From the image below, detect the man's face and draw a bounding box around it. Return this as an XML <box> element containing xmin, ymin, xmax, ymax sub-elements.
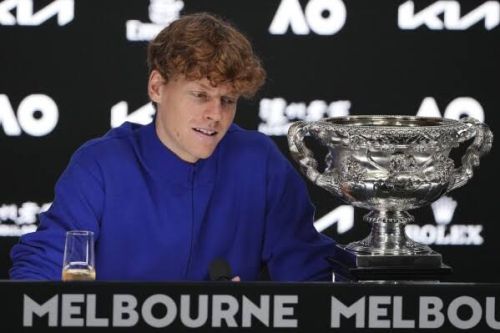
<box><xmin>148</xmin><ymin>70</ymin><xmax>239</xmax><ymax>163</ymax></box>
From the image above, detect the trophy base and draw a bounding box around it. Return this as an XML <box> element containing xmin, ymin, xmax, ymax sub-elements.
<box><xmin>329</xmin><ymin>244</ymin><xmax>452</xmax><ymax>282</ymax></box>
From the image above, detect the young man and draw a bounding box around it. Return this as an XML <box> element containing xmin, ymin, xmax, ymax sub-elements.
<box><xmin>10</xmin><ymin>13</ymin><xmax>335</xmax><ymax>281</ymax></box>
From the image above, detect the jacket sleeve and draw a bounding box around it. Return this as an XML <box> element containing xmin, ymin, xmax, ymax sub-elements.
<box><xmin>262</xmin><ymin>141</ymin><xmax>336</xmax><ymax>281</ymax></box>
<box><xmin>9</xmin><ymin>151</ymin><xmax>103</xmax><ymax>280</ymax></box>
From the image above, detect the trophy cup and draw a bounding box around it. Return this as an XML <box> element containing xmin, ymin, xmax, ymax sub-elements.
<box><xmin>288</xmin><ymin>115</ymin><xmax>493</xmax><ymax>281</ymax></box>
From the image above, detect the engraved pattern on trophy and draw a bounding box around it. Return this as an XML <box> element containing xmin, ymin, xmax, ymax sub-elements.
<box><xmin>288</xmin><ymin>115</ymin><xmax>493</xmax><ymax>280</ymax></box>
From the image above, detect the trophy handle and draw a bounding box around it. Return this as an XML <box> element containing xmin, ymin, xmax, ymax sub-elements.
<box><xmin>447</xmin><ymin>117</ymin><xmax>493</xmax><ymax>193</ymax></box>
<box><xmin>288</xmin><ymin>121</ymin><xmax>342</xmax><ymax>195</ymax></box>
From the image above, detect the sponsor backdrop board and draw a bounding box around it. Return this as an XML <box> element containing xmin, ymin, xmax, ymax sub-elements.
<box><xmin>0</xmin><ymin>0</ymin><xmax>498</xmax><ymax>281</ymax></box>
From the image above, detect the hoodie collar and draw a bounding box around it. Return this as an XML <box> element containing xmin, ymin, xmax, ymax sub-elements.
<box><xmin>137</xmin><ymin>121</ymin><xmax>218</xmax><ymax>187</ymax></box>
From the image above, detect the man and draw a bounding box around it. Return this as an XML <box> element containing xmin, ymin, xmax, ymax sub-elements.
<box><xmin>10</xmin><ymin>13</ymin><xmax>335</xmax><ymax>281</ymax></box>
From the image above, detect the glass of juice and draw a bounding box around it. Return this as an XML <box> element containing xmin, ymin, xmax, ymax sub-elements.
<box><xmin>62</xmin><ymin>230</ymin><xmax>96</xmax><ymax>281</ymax></box>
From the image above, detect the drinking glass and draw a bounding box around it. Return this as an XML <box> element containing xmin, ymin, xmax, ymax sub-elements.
<box><xmin>61</xmin><ymin>230</ymin><xmax>96</xmax><ymax>281</ymax></box>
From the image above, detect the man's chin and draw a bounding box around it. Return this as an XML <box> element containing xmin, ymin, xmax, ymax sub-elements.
<box><xmin>194</xmin><ymin>149</ymin><xmax>217</xmax><ymax>161</ymax></box>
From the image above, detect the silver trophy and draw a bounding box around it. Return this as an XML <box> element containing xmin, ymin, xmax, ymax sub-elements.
<box><xmin>288</xmin><ymin>115</ymin><xmax>493</xmax><ymax>280</ymax></box>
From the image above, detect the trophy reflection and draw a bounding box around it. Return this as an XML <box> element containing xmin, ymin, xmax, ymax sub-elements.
<box><xmin>288</xmin><ymin>115</ymin><xmax>493</xmax><ymax>281</ymax></box>
<box><xmin>62</xmin><ymin>230</ymin><xmax>96</xmax><ymax>281</ymax></box>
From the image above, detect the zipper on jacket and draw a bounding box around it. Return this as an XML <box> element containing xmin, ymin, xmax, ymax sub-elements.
<box><xmin>184</xmin><ymin>164</ymin><xmax>196</xmax><ymax>279</ymax></box>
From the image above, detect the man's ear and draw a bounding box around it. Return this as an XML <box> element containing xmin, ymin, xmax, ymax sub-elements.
<box><xmin>148</xmin><ymin>70</ymin><xmax>164</xmax><ymax>103</ymax></box>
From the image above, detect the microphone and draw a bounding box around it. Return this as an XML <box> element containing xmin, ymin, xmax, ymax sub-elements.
<box><xmin>209</xmin><ymin>258</ymin><xmax>232</xmax><ymax>281</ymax></box>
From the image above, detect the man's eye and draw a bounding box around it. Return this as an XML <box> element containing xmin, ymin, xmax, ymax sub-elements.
<box><xmin>192</xmin><ymin>92</ymin><xmax>208</xmax><ymax>99</ymax></box>
<box><xmin>222</xmin><ymin>97</ymin><xmax>236</xmax><ymax>106</ymax></box>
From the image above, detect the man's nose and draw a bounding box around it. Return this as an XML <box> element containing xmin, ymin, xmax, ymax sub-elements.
<box><xmin>204</xmin><ymin>100</ymin><xmax>223</xmax><ymax>121</ymax></box>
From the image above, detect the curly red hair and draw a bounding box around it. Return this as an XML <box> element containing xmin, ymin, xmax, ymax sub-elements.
<box><xmin>147</xmin><ymin>13</ymin><xmax>266</xmax><ymax>98</ymax></box>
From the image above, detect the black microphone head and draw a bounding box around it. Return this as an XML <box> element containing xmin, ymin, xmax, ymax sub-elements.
<box><xmin>209</xmin><ymin>258</ymin><xmax>232</xmax><ymax>281</ymax></box>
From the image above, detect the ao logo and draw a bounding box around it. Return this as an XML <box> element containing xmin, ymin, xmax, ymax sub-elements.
<box><xmin>416</xmin><ymin>97</ymin><xmax>485</xmax><ymax>122</ymax></box>
<box><xmin>269</xmin><ymin>0</ymin><xmax>346</xmax><ymax>35</ymax></box>
<box><xmin>399</xmin><ymin>1</ymin><xmax>500</xmax><ymax>30</ymax></box>
<box><xmin>0</xmin><ymin>94</ymin><xmax>59</xmax><ymax>137</ymax></box>
<box><xmin>0</xmin><ymin>0</ymin><xmax>74</xmax><ymax>26</ymax></box>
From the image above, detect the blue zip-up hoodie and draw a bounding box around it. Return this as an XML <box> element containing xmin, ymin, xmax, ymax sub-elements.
<box><xmin>10</xmin><ymin>121</ymin><xmax>335</xmax><ymax>281</ymax></box>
